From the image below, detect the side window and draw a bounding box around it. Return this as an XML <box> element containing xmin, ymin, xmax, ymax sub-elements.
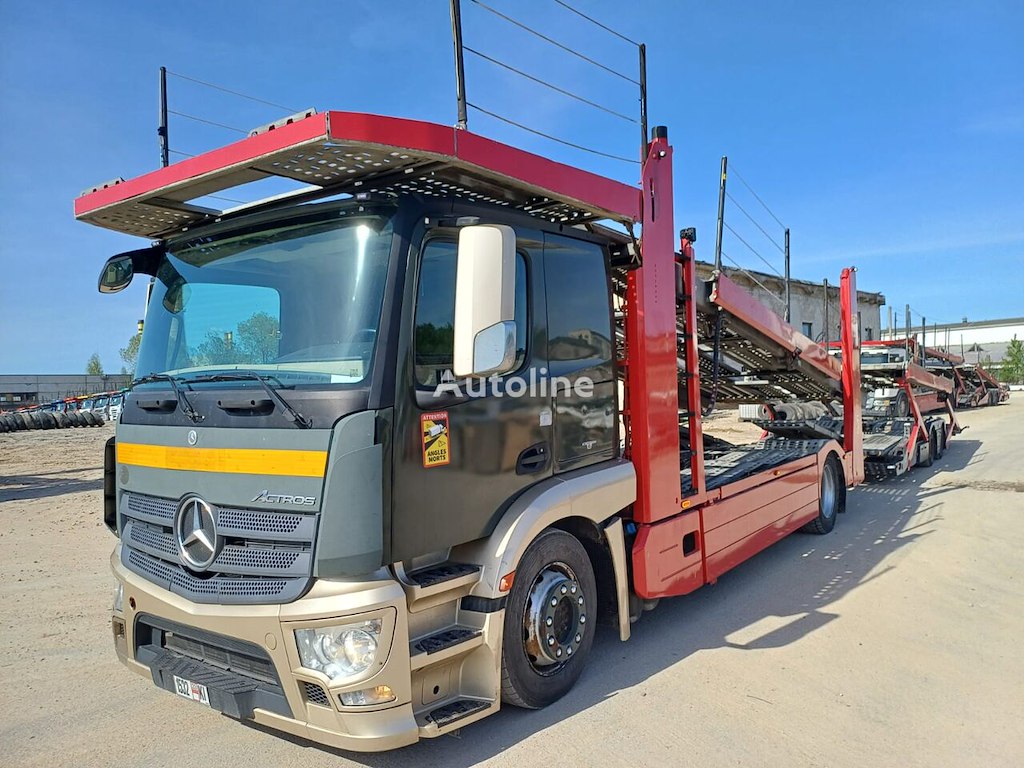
<box><xmin>543</xmin><ymin>235</ymin><xmax>613</xmax><ymax>371</ymax></box>
<box><xmin>414</xmin><ymin>238</ymin><xmax>528</xmax><ymax>388</ymax></box>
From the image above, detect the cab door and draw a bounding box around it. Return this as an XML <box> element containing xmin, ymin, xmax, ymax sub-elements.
<box><xmin>390</xmin><ymin>228</ymin><xmax>551</xmax><ymax>562</ymax></box>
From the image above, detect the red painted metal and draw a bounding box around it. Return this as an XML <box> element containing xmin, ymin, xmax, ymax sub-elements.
<box><xmin>453</xmin><ymin>129</ymin><xmax>639</xmax><ymax>222</ymax></box>
<box><xmin>678</xmin><ymin>238</ymin><xmax>707</xmax><ymax>507</ymax></box>
<box><xmin>903</xmin><ymin>362</ymin><xmax>954</xmax><ymax>394</ymax></box>
<box><xmin>74</xmin><ymin>113</ymin><xmax>332</xmax><ymax>216</ymax></box>
<box><xmin>625</xmin><ymin>134</ymin><xmax>681</xmax><ymax>527</ymax></box>
<box><xmin>703</xmin><ymin>458</ymin><xmax>822</xmax><ymax>582</ymax></box>
<box><xmin>839</xmin><ymin>267</ymin><xmax>864</xmax><ymax>484</ymax></box>
<box><xmin>631</xmin><ymin>512</ymin><xmax>705</xmax><ymax>597</ymax></box>
<box><xmin>75</xmin><ymin>110</ymin><xmax>640</xmax><ymax>225</ymax></box>
<box><xmin>710</xmin><ymin>274</ymin><xmax>843</xmax><ymax>383</ymax></box>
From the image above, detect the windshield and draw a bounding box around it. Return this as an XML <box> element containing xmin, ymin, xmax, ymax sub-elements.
<box><xmin>135</xmin><ymin>206</ymin><xmax>395</xmax><ymax>386</ymax></box>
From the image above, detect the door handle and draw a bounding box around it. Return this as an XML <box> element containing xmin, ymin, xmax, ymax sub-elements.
<box><xmin>516</xmin><ymin>443</ymin><xmax>549</xmax><ymax>475</ymax></box>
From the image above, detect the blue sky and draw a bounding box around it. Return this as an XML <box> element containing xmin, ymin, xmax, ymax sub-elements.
<box><xmin>1</xmin><ymin>0</ymin><xmax>1021</xmax><ymax>373</ymax></box>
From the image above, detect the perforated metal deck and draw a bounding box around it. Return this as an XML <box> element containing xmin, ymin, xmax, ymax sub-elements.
<box><xmin>680</xmin><ymin>441</ymin><xmax>824</xmax><ymax>495</ymax></box>
<box><xmin>75</xmin><ymin>111</ymin><xmax>640</xmax><ymax>238</ymax></box>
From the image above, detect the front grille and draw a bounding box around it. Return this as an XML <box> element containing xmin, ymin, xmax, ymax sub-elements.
<box><xmin>302</xmin><ymin>681</ymin><xmax>331</xmax><ymax>707</ymax></box>
<box><xmin>120</xmin><ymin>491</ymin><xmax>317</xmax><ymax>605</ymax></box>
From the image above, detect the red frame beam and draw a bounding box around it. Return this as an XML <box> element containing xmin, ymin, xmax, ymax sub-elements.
<box><xmin>75</xmin><ymin>111</ymin><xmax>640</xmax><ymax>224</ymax></box>
<box><xmin>625</xmin><ymin>131</ymin><xmax>681</xmax><ymax>526</ymax></box>
<box><xmin>839</xmin><ymin>267</ymin><xmax>864</xmax><ymax>484</ymax></box>
<box><xmin>710</xmin><ymin>274</ymin><xmax>843</xmax><ymax>383</ymax></box>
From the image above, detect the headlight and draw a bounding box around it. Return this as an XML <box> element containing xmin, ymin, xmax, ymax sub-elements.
<box><xmin>295</xmin><ymin>619</ymin><xmax>382</xmax><ymax>683</ymax></box>
<box><xmin>113</xmin><ymin>581</ymin><xmax>124</xmax><ymax>614</ymax></box>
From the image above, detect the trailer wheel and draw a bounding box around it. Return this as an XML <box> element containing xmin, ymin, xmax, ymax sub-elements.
<box><xmin>918</xmin><ymin>430</ymin><xmax>935</xmax><ymax>468</ymax></box>
<box><xmin>893</xmin><ymin>391</ymin><xmax>910</xmax><ymax>418</ymax></box>
<box><xmin>933</xmin><ymin>427</ymin><xmax>946</xmax><ymax>460</ymax></box>
<box><xmin>802</xmin><ymin>455</ymin><xmax>843</xmax><ymax>534</ymax></box>
<box><xmin>500</xmin><ymin>528</ymin><xmax>597</xmax><ymax>710</ymax></box>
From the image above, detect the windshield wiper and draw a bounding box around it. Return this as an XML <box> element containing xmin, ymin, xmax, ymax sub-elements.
<box><xmin>187</xmin><ymin>371</ymin><xmax>312</xmax><ymax>429</ymax></box>
<box><xmin>132</xmin><ymin>373</ymin><xmax>204</xmax><ymax>423</ymax></box>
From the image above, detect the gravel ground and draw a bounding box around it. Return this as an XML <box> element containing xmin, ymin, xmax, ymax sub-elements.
<box><xmin>1</xmin><ymin>402</ymin><xmax>1021</xmax><ymax>767</ymax></box>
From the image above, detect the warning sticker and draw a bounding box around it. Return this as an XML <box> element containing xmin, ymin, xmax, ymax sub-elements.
<box><xmin>420</xmin><ymin>411</ymin><xmax>451</xmax><ymax>468</ymax></box>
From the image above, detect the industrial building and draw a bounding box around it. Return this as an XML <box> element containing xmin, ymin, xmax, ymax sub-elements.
<box><xmin>0</xmin><ymin>374</ymin><xmax>130</xmax><ymax>409</ymax></box>
<box><xmin>695</xmin><ymin>261</ymin><xmax>886</xmax><ymax>344</ymax></box>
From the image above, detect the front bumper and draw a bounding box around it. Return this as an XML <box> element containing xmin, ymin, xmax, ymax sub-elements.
<box><xmin>110</xmin><ymin>546</ymin><xmax>420</xmax><ymax>752</ymax></box>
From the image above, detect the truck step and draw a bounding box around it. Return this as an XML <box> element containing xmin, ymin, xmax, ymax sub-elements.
<box><xmin>406</xmin><ymin>562</ymin><xmax>480</xmax><ymax>588</ymax></box>
<box><xmin>400</xmin><ymin>562</ymin><xmax>483</xmax><ymax>612</ymax></box>
<box><xmin>410</xmin><ymin>626</ymin><xmax>483</xmax><ymax>670</ymax></box>
<box><xmin>423</xmin><ymin>698</ymin><xmax>490</xmax><ymax>729</ymax></box>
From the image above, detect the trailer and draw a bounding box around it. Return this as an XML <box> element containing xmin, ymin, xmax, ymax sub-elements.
<box><xmin>858</xmin><ymin>355</ymin><xmax>961</xmax><ymax>479</ymax></box>
<box><xmin>75</xmin><ymin>64</ymin><xmax>868</xmax><ymax>757</ymax></box>
<box><xmin>754</xmin><ymin>340</ymin><xmax>962</xmax><ymax>481</ymax></box>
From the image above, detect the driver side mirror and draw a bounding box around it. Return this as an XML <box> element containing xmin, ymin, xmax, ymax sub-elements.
<box><xmin>97</xmin><ymin>245</ymin><xmax>165</xmax><ymax>294</ymax></box>
<box><xmin>98</xmin><ymin>255</ymin><xmax>134</xmax><ymax>294</ymax></box>
<box><xmin>453</xmin><ymin>224</ymin><xmax>517</xmax><ymax>377</ymax></box>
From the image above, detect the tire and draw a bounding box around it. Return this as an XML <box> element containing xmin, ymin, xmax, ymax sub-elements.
<box><xmin>802</xmin><ymin>454</ymin><xmax>843</xmax><ymax>534</ymax></box>
<box><xmin>82</xmin><ymin>411</ymin><xmax>97</xmax><ymax>426</ymax></box>
<box><xmin>18</xmin><ymin>413</ymin><xmax>34</xmax><ymax>430</ymax></box>
<box><xmin>92</xmin><ymin>411</ymin><xmax>106</xmax><ymax>425</ymax></box>
<box><xmin>500</xmin><ymin>529</ymin><xmax>598</xmax><ymax>709</ymax></box>
<box><xmin>893</xmin><ymin>391</ymin><xmax>910</xmax><ymax>419</ymax></box>
<box><xmin>919</xmin><ymin>430</ymin><xmax>935</xmax><ymax>468</ymax></box>
<box><xmin>933</xmin><ymin>426</ymin><xmax>945</xmax><ymax>460</ymax></box>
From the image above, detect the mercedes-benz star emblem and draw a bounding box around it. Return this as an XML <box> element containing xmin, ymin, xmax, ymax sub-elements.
<box><xmin>174</xmin><ymin>496</ymin><xmax>219</xmax><ymax>571</ymax></box>
<box><xmin>187</xmin><ymin>429</ymin><xmax>198</xmax><ymax>446</ymax></box>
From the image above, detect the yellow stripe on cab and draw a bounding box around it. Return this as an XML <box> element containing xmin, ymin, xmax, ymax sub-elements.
<box><xmin>116</xmin><ymin>442</ymin><xmax>328</xmax><ymax>478</ymax></box>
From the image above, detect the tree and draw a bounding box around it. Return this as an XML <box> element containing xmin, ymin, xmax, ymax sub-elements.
<box><xmin>86</xmin><ymin>353</ymin><xmax>104</xmax><ymax>375</ymax></box>
<box><xmin>237</xmin><ymin>312</ymin><xmax>280</xmax><ymax>364</ymax></box>
<box><xmin>120</xmin><ymin>334</ymin><xmax>141</xmax><ymax>375</ymax></box>
<box><xmin>189</xmin><ymin>312</ymin><xmax>280</xmax><ymax>367</ymax></box>
<box><xmin>1001</xmin><ymin>335</ymin><xmax>1024</xmax><ymax>384</ymax></box>
<box><xmin>191</xmin><ymin>331</ymin><xmax>246</xmax><ymax>367</ymax></box>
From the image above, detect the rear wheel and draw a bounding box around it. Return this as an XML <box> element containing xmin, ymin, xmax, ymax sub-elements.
<box><xmin>933</xmin><ymin>427</ymin><xmax>945</xmax><ymax>459</ymax></box>
<box><xmin>893</xmin><ymin>391</ymin><xmax>910</xmax><ymax>418</ymax></box>
<box><xmin>802</xmin><ymin>454</ymin><xmax>843</xmax><ymax>534</ymax></box>
<box><xmin>919</xmin><ymin>430</ymin><xmax>935</xmax><ymax>467</ymax></box>
<box><xmin>501</xmin><ymin>529</ymin><xmax>597</xmax><ymax>709</ymax></box>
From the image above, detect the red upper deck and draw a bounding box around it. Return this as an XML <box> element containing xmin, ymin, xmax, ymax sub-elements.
<box><xmin>74</xmin><ymin>111</ymin><xmax>640</xmax><ymax>239</ymax></box>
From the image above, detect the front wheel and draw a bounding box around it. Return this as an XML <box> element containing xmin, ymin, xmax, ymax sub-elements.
<box><xmin>501</xmin><ymin>529</ymin><xmax>597</xmax><ymax>709</ymax></box>
<box><xmin>802</xmin><ymin>454</ymin><xmax>844</xmax><ymax>534</ymax></box>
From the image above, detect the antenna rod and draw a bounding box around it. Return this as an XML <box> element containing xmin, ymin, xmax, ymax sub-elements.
<box><xmin>450</xmin><ymin>0</ymin><xmax>469</xmax><ymax>130</ymax></box>
<box><xmin>905</xmin><ymin>304</ymin><xmax>911</xmax><ymax>360</ymax></box>
<box><xmin>823</xmin><ymin>279</ymin><xmax>829</xmax><ymax>348</ymax></box>
<box><xmin>714</xmin><ymin>156</ymin><xmax>727</xmax><ymax>271</ymax></box>
<box><xmin>784</xmin><ymin>228</ymin><xmax>791</xmax><ymax>322</ymax></box>
<box><xmin>158</xmin><ymin>66</ymin><xmax>169</xmax><ymax>167</ymax></box>
<box><xmin>921</xmin><ymin>316</ymin><xmax>926</xmax><ymax>363</ymax></box>
<box><xmin>638</xmin><ymin>43</ymin><xmax>648</xmax><ymax>162</ymax></box>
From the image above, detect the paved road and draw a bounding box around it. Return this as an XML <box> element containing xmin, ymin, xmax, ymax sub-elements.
<box><xmin>1</xmin><ymin>401</ymin><xmax>1021</xmax><ymax>767</ymax></box>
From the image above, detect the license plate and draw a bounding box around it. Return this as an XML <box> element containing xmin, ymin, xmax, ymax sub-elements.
<box><xmin>173</xmin><ymin>675</ymin><xmax>210</xmax><ymax>706</ymax></box>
